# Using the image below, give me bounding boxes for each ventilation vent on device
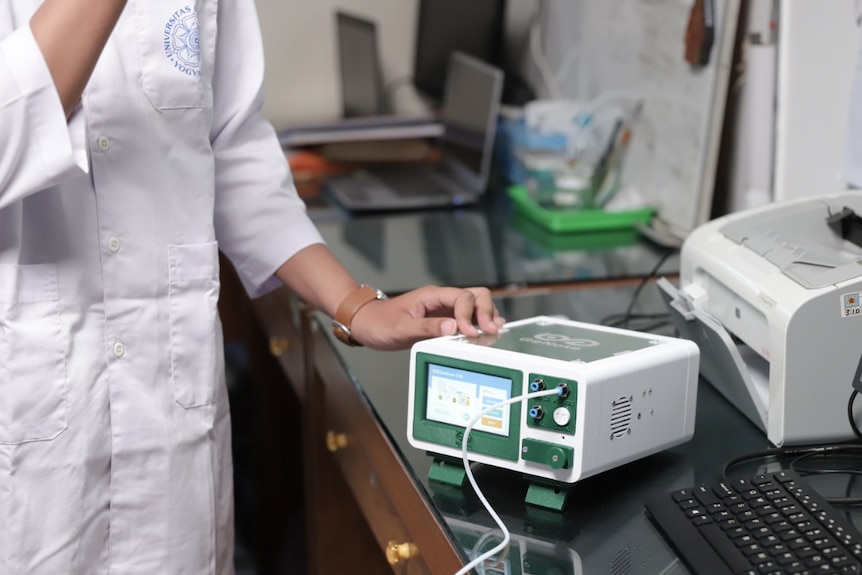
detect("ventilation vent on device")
[609,545,631,575]
[610,396,633,439]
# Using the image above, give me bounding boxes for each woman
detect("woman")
[0,1,504,572]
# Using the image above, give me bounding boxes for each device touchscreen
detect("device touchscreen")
[425,363,512,437]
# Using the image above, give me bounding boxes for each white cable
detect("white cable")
[453,386,564,575]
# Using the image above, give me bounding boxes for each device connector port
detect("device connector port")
[529,378,545,392]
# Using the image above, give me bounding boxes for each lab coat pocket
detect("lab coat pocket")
[135,0,218,110]
[168,242,220,408]
[0,264,67,444]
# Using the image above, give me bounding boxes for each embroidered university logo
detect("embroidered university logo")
[163,6,201,77]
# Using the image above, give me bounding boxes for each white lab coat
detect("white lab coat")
[0,0,322,573]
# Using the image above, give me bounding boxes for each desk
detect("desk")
[305,191,678,294]
[235,190,788,573]
[237,185,683,572]
[297,286,862,574]
[236,188,681,572]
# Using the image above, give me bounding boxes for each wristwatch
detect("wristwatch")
[331,284,388,346]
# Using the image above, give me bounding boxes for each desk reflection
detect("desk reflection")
[310,196,677,295]
[429,446,694,574]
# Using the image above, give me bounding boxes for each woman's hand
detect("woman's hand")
[348,285,505,351]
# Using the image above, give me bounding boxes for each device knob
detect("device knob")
[546,446,568,470]
[385,540,419,565]
[553,407,571,427]
[326,431,350,452]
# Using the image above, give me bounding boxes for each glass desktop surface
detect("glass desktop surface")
[308,192,678,294]
[314,286,862,574]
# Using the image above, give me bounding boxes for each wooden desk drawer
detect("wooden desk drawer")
[252,287,307,396]
[312,324,464,574]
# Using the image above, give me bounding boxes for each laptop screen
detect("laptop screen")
[439,52,504,191]
[336,12,386,118]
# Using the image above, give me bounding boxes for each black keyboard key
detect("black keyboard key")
[740,543,764,557]
[679,498,700,510]
[714,510,735,522]
[757,561,781,575]
[672,489,694,502]
[698,522,754,573]
[779,529,804,542]
[714,483,735,499]
[695,485,721,506]
[734,534,756,547]
[786,537,809,550]
[755,504,778,517]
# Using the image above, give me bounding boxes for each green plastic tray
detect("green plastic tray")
[507,185,654,233]
[511,213,640,252]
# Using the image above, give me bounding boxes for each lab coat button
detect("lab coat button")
[97,136,111,153]
[107,237,121,253]
[113,341,125,358]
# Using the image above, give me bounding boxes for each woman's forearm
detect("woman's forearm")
[274,244,361,318]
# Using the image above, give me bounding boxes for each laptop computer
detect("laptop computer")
[323,51,504,212]
[336,11,388,118]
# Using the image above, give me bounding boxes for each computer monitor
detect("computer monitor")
[412,0,506,101]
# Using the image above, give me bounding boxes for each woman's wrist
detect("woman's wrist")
[331,285,388,346]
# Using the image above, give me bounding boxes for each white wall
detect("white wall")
[773,1,861,201]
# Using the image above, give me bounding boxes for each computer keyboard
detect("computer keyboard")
[376,168,459,198]
[645,469,862,574]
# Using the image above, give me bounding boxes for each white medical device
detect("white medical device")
[406,316,700,508]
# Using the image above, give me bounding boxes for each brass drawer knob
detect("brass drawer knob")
[326,431,349,452]
[385,540,419,565]
[268,337,290,357]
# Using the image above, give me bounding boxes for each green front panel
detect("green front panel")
[413,352,523,461]
[525,372,578,434]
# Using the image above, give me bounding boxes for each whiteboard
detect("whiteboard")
[536,0,741,241]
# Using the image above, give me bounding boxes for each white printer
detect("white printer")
[658,193,862,446]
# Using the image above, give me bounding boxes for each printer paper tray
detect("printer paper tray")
[657,278,769,432]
